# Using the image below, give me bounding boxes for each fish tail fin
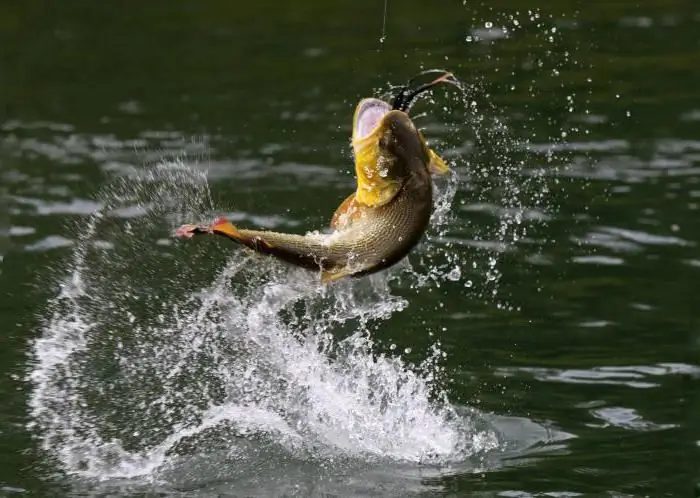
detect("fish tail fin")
[209,217,244,241]
[174,216,244,242]
[210,217,279,255]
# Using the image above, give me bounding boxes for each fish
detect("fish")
[175,70,460,283]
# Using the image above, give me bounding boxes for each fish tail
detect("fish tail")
[177,217,336,272]
[209,217,244,241]
[208,218,279,255]
[175,216,247,244]
[210,218,325,269]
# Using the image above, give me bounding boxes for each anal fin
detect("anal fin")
[320,263,373,284]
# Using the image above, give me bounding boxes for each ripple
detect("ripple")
[25,235,74,252]
[680,109,700,122]
[11,196,102,216]
[9,226,36,237]
[496,364,698,389]
[138,130,185,140]
[500,363,700,389]
[572,231,641,253]
[527,140,629,154]
[525,368,658,388]
[572,113,608,125]
[498,492,584,498]
[204,159,342,186]
[656,139,700,154]
[652,362,700,377]
[525,253,553,266]
[571,255,624,266]
[0,486,26,495]
[573,226,693,254]
[468,25,510,42]
[2,125,214,167]
[578,320,615,328]
[619,16,654,28]
[436,235,510,253]
[598,226,694,247]
[1,120,74,132]
[460,203,552,222]
[560,144,700,183]
[588,406,677,431]
[117,100,143,115]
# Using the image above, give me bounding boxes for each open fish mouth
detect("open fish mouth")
[353,99,392,141]
[352,70,461,144]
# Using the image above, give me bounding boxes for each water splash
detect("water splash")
[27,160,498,484]
[26,36,572,482]
[398,10,584,307]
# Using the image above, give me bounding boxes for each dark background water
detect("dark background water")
[2,1,699,496]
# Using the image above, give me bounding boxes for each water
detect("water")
[2,2,699,496]
[23,161,568,495]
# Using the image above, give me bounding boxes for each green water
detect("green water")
[2,1,699,496]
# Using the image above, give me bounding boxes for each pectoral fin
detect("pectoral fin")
[321,268,351,284]
[428,149,450,175]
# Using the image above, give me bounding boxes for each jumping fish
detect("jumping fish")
[176,71,459,283]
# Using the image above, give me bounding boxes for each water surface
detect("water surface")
[1,1,699,496]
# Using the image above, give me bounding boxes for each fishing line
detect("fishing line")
[380,0,388,44]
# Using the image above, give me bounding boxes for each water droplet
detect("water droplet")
[446,266,461,281]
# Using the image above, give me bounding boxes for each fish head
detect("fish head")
[351,99,449,207]
[350,71,458,207]
[351,99,406,207]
